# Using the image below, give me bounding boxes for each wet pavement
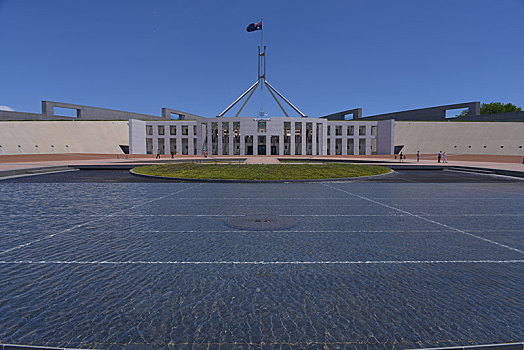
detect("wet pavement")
[0,172,523,349]
[2,169,523,183]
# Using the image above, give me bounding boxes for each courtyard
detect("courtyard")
[0,170,523,349]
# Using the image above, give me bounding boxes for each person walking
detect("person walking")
[443,152,447,163]
[399,152,403,162]
[417,150,420,162]
[156,151,160,159]
[437,151,442,163]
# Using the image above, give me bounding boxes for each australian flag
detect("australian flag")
[246,22,262,32]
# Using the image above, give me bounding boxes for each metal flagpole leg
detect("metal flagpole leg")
[265,80,307,117]
[265,81,289,117]
[235,82,259,117]
[217,80,259,117]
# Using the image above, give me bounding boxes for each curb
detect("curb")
[0,166,73,179]
[408,341,524,350]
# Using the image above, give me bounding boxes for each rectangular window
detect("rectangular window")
[182,138,188,155]
[258,135,266,155]
[245,135,253,155]
[335,139,342,155]
[295,122,302,136]
[146,138,153,154]
[359,138,366,155]
[347,126,354,136]
[182,126,188,135]
[157,138,165,154]
[193,125,197,136]
[258,121,266,133]
[359,126,366,136]
[335,126,342,136]
[284,122,291,136]
[283,122,291,155]
[327,125,331,136]
[233,122,240,155]
[371,126,377,136]
[270,135,279,155]
[146,125,153,136]
[211,122,218,155]
[347,139,354,155]
[295,129,302,155]
[158,125,165,136]
[222,122,229,155]
[170,125,176,135]
[306,123,313,155]
[170,138,177,155]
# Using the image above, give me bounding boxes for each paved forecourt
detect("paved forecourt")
[0,179,523,349]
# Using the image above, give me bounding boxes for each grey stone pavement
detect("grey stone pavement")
[0,172,523,349]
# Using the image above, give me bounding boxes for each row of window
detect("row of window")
[328,125,376,136]
[146,123,377,137]
[146,125,197,136]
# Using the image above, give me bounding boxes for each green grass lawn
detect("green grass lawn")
[132,163,391,180]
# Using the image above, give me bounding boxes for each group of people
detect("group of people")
[155,151,178,159]
[437,151,447,163]
[398,150,447,163]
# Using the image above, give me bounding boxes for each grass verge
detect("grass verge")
[132,163,391,181]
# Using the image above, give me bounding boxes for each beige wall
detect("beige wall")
[0,121,128,154]
[395,122,524,156]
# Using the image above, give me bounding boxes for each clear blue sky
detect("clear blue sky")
[1,0,523,118]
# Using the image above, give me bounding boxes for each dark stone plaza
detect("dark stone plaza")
[0,171,523,349]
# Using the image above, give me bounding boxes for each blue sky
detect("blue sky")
[1,0,523,118]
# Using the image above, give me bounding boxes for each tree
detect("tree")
[457,102,522,117]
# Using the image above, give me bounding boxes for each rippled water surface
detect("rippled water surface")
[0,179,523,349]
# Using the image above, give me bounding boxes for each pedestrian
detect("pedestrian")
[416,150,420,162]
[203,150,208,158]
[437,151,442,163]
[171,151,175,159]
[443,152,447,163]
[399,151,403,162]
[156,151,160,159]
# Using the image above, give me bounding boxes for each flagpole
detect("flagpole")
[259,17,263,117]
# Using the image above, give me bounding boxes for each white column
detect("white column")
[342,125,347,155]
[301,122,306,156]
[312,123,317,155]
[217,122,223,155]
[229,122,234,156]
[290,122,296,155]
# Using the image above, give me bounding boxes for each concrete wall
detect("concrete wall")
[394,121,524,156]
[376,120,394,155]
[129,119,146,154]
[0,121,128,154]
[161,108,206,121]
[41,101,165,121]
[364,102,480,121]
[0,110,76,121]
[449,110,524,122]
[321,108,363,121]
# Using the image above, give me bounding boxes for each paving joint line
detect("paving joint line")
[323,184,524,255]
[0,259,523,265]
[0,183,202,255]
